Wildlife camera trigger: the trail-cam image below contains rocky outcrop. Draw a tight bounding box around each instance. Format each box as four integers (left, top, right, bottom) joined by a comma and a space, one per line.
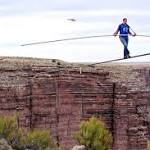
71, 145, 85, 150
0, 138, 14, 150
0, 57, 150, 150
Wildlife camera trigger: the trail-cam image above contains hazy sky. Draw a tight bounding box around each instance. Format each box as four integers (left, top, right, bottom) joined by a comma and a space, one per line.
0, 0, 150, 62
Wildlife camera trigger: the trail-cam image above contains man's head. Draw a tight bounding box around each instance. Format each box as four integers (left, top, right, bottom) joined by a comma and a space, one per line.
123, 18, 127, 24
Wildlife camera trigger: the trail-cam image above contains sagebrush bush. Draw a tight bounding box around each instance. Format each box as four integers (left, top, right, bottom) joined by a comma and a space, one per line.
74, 116, 112, 150
0, 115, 54, 150
148, 141, 150, 150
0, 115, 26, 149
25, 130, 52, 150
0, 115, 17, 139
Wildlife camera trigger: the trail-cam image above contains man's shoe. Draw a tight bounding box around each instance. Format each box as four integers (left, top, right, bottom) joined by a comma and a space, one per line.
124, 55, 131, 59
128, 55, 131, 58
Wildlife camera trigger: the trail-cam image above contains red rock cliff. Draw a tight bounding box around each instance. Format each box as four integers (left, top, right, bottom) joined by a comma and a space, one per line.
0, 57, 150, 150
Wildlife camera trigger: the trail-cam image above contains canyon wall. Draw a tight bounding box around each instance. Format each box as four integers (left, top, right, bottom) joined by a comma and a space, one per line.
0, 57, 150, 150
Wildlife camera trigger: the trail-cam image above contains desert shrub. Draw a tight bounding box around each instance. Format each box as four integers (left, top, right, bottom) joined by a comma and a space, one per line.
0, 115, 54, 150
74, 116, 112, 150
0, 115, 26, 149
0, 115, 17, 139
25, 130, 52, 150
147, 141, 150, 150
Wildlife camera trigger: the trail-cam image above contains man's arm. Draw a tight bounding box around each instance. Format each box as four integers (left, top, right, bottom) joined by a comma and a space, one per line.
113, 26, 119, 36
129, 27, 136, 36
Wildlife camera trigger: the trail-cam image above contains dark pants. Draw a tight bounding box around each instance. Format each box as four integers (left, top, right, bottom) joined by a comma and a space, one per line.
119, 36, 129, 58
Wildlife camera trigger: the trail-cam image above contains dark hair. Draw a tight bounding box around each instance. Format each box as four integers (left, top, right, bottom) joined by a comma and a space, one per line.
123, 18, 127, 21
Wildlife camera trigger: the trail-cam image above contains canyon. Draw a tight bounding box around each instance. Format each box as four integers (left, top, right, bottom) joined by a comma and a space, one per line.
0, 57, 150, 150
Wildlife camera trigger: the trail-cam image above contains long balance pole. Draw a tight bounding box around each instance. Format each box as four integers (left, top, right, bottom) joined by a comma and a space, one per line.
21, 34, 150, 46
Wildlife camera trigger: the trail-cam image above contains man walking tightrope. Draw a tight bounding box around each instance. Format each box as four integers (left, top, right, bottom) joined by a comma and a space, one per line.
113, 18, 136, 59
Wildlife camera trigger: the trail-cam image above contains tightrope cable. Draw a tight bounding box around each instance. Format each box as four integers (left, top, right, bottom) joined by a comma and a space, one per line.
89, 52, 150, 66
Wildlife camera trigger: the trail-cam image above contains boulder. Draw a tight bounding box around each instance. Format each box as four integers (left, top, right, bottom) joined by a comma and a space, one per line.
71, 145, 86, 150
0, 138, 14, 150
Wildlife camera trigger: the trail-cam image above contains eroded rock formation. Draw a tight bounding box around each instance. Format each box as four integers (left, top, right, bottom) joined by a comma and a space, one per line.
0, 57, 150, 150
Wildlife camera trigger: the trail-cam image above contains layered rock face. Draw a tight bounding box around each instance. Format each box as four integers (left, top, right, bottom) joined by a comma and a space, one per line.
0, 57, 150, 150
